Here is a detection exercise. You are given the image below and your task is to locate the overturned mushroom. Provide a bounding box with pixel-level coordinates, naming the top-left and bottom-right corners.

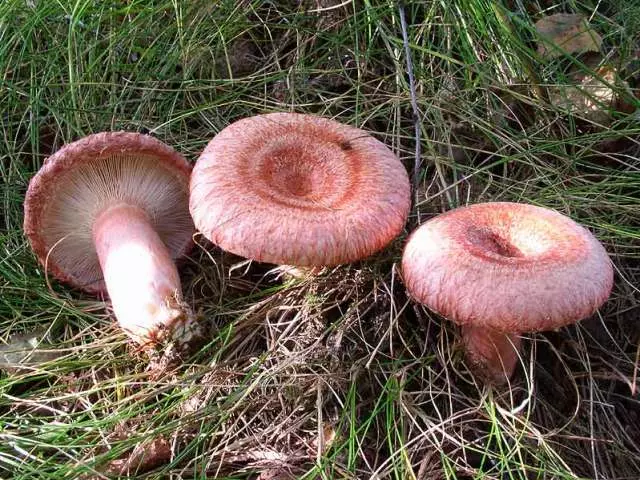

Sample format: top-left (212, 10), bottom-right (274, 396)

top-left (24, 132), bottom-right (198, 348)
top-left (189, 112), bottom-right (411, 268)
top-left (547, 53), bottom-right (633, 126)
top-left (401, 202), bottom-right (613, 385)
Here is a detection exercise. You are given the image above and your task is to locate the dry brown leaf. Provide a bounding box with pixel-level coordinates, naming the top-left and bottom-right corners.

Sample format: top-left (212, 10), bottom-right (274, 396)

top-left (310, 422), bottom-right (337, 453)
top-left (535, 13), bottom-right (602, 58)
top-left (104, 436), bottom-right (172, 476)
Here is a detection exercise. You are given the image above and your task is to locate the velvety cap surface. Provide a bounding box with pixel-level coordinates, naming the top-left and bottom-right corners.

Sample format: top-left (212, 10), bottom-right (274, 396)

top-left (24, 132), bottom-right (194, 293)
top-left (190, 113), bottom-right (411, 266)
top-left (402, 202), bottom-right (613, 333)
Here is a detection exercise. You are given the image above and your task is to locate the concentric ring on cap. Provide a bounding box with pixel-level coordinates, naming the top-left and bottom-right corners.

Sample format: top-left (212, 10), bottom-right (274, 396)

top-left (401, 202), bottom-right (613, 333)
top-left (190, 113), bottom-right (411, 266)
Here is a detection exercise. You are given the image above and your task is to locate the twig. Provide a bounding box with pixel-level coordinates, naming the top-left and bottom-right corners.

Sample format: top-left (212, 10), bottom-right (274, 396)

top-left (398, 3), bottom-right (422, 223)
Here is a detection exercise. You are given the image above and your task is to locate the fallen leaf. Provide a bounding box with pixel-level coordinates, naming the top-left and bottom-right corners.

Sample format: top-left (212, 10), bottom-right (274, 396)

top-left (535, 13), bottom-right (602, 58)
top-left (104, 436), bottom-right (172, 476)
top-left (310, 422), bottom-right (337, 453)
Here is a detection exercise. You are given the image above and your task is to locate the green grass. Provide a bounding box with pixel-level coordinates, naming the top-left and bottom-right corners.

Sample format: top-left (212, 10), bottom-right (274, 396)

top-left (1, 0), bottom-right (640, 478)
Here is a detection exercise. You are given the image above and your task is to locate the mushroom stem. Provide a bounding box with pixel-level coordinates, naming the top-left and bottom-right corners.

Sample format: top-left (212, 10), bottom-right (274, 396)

top-left (93, 203), bottom-right (191, 345)
top-left (274, 265), bottom-right (322, 279)
top-left (460, 325), bottom-right (522, 384)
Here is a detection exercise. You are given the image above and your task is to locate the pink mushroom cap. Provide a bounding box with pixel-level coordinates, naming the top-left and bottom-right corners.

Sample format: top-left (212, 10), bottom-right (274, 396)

top-left (189, 113), bottom-right (411, 267)
top-left (402, 202), bottom-right (613, 334)
top-left (24, 132), bottom-right (194, 294)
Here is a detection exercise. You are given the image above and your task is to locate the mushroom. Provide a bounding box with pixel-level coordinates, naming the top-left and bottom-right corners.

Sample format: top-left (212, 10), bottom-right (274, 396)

top-left (547, 53), bottom-right (633, 126)
top-left (189, 112), bottom-right (411, 269)
top-left (401, 202), bottom-right (613, 384)
top-left (23, 132), bottom-right (197, 347)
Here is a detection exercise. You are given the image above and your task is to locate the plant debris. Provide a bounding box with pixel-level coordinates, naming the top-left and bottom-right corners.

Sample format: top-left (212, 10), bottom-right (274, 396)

top-left (103, 436), bottom-right (172, 477)
top-left (535, 13), bottom-right (602, 58)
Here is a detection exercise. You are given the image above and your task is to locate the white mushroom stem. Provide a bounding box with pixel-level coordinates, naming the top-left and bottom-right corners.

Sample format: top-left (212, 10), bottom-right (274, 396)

top-left (460, 325), bottom-right (522, 384)
top-left (272, 265), bottom-right (323, 279)
top-left (93, 203), bottom-right (190, 345)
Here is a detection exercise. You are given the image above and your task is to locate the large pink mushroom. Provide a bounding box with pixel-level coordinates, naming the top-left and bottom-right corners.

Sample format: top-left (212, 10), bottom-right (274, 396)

top-left (401, 202), bottom-right (613, 384)
top-left (23, 132), bottom-right (197, 347)
top-left (189, 113), bottom-right (411, 268)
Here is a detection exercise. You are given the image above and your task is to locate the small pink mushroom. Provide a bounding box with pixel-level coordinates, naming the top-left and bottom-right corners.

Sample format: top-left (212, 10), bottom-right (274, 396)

top-left (189, 113), bottom-right (411, 267)
top-left (401, 202), bottom-right (613, 385)
top-left (23, 132), bottom-right (197, 347)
